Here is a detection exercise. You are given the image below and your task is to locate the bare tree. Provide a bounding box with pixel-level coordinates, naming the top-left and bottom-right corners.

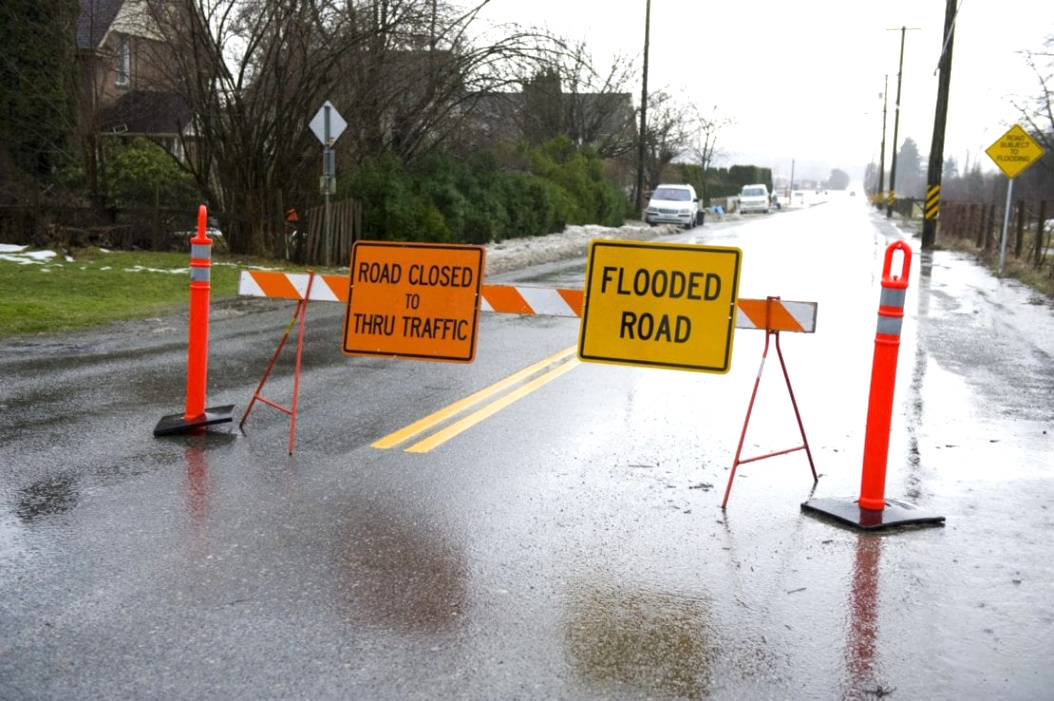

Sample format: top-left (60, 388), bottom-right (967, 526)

top-left (335, 2), bottom-right (553, 162)
top-left (555, 40), bottom-right (639, 159)
top-left (1015, 35), bottom-right (1053, 153)
top-left (640, 89), bottom-right (690, 194)
top-left (147, 0), bottom-right (551, 255)
top-left (684, 104), bottom-right (732, 202)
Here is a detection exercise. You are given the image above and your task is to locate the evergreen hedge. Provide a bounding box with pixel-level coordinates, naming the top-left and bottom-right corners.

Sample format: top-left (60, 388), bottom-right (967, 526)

top-left (343, 136), bottom-right (633, 244)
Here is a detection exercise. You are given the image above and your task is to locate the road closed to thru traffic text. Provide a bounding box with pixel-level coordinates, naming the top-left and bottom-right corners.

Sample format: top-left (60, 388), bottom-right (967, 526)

top-left (578, 240), bottom-right (742, 373)
top-left (342, 241), bottom-right (485, 362)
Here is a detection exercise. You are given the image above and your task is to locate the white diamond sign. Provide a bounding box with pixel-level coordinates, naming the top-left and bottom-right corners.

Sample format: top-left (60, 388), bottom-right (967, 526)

top-left (309, 101), bottom-right (347, 146)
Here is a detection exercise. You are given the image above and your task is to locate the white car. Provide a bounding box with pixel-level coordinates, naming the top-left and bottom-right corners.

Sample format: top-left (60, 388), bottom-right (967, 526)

top-left (645, 184), bottom-right (702, 229)
top-left (739, 184), bottom-right (771, 214)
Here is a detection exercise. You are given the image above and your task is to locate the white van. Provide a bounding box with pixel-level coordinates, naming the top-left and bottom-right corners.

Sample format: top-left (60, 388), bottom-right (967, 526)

top-left (645, 184), bottom-right (702, 229)
top-left (739, 184), bottom-right (771, 214)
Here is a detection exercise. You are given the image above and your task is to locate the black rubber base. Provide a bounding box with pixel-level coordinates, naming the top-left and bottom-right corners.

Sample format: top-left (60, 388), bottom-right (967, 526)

top-left (801, 497), bottom-right (945, 531)
top-left (154, 405), bottom-right (235, 437)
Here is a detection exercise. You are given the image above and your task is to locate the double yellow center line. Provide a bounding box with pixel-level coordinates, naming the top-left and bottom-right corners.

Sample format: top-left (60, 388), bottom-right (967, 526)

top-left (371, 345), bottom-right (580, 453)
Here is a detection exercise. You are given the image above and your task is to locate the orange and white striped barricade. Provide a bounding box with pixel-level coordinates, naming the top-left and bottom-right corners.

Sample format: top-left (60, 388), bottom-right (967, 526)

top-left (239, 271), bottom-right (316, 455)
top-left (801, 241), bottom-right (944, 530)
top-left (721, 296), bottom-right (819, 508)
top-left (238, 272), bottom-right (825, 490)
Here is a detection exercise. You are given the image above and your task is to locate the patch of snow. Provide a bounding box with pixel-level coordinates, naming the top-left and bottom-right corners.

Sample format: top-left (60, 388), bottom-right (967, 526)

top-left (1, 220), bottom-right (678, 276)
top-left (0, 249), bottom-right (57, 264)
top-left (124, 266), bottom-right (189, 274)
top-left (482, 221), bottom-right (679, 275)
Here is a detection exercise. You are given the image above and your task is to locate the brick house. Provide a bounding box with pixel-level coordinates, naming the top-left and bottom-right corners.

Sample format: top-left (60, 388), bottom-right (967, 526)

top-left (76, 0), bottom-right (192, 159)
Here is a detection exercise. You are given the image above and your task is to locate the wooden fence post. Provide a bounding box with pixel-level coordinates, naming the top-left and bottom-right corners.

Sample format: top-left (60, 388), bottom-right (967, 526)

top-left (1036, 200), bottom-right (1048, 268)
top-left (984, 204), bottom-right (995, 251)
top-left (1014, 200), bottom-right (1026, 260)
top-left (972, 203), bottom-right (982, 248)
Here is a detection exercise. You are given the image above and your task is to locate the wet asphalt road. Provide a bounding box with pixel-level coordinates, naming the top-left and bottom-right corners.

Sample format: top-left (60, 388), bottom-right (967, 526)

top-left (1, 197), bottom-right (1052, 700)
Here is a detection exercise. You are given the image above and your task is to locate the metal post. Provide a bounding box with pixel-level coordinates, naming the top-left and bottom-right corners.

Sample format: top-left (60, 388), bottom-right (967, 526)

top-left (323, 106), bottom-right (332, 256)
top-left (998, 179), bottom-right (1014, 274)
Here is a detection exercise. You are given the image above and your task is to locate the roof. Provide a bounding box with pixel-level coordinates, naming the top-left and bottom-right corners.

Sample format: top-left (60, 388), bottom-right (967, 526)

top-left (77, 0), bottom-right (124, 49)
top-left (99, 90), bottom-right (193, 136)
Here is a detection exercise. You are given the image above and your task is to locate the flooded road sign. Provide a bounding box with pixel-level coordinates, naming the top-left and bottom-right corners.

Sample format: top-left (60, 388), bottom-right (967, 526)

top-left (985, 124), bottom-right (1045, 180)
top-left (342, 241), bottom-right (485, 362)
top-left (578, 240), bottom-right (742, 373)
top-left (985, 125), bottom-right (1047, 274)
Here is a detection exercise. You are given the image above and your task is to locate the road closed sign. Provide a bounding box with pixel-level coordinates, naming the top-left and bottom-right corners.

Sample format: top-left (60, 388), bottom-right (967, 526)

top-left (342, 241), bottom-right (485, 362)
top-left (578, 240), bottom-right (742, 373)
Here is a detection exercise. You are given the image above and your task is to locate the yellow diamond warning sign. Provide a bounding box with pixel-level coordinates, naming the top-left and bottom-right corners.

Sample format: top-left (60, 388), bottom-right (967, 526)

top-left (985, 124), bottom-right (1045, 180)
top-left (342, 241), bottom-right (485, 362)
top-left (577, 240), bottom-right (742, 373)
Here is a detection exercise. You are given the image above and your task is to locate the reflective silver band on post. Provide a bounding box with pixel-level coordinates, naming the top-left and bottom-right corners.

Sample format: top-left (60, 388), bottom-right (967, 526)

top-left (191, 244), bottom-right (212, 261)
top-left (879, 287), bottom-right (906, 308)
top-left (190, 267), bottom-right (211, 282)
top-left (876, 315), bottom-right (903, 336)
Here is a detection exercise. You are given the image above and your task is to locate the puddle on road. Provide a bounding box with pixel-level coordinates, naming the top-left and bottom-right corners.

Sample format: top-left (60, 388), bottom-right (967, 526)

top-left (337, 501), bottom-right (468, 634)
top-left (565, 581), bottom-right (740, 700)
top-left (16, 473), bottom-right (79, 522)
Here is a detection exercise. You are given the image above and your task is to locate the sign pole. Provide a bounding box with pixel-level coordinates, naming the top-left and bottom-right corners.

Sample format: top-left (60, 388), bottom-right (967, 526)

top-left (309, 101), bottom-right (347, 263)
top-left (324, 105), bottom-right (332, 257)
top-left (984, 125), bottom-right (1045, 276)
top-left (998, 178), bottom-right (1014, 275)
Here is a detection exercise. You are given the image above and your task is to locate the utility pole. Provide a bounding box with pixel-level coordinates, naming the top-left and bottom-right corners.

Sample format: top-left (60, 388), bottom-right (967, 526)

top-left (878, 75), bottom-right (888, 208)
top-left (635, 0), bottom-right (651, 216)
top-left (922, 0), bottom-right (958, 250)
top-left (886, 26), bottom-right (918, 218)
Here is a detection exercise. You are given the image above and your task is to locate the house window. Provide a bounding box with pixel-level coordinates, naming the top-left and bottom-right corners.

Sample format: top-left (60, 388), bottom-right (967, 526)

top-left (116, 37), bottom-right (130, 87)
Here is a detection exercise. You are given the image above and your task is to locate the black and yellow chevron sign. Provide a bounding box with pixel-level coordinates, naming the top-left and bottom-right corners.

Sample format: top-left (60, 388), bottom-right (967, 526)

top-left (925, 185), bottom-right (940, 220)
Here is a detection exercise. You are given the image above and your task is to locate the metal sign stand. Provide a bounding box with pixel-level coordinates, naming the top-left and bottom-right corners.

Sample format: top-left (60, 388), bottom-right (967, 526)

top-left (722, 297), bottom-right (818, 509)
top-left (240, 272), bottom-right (316, 455)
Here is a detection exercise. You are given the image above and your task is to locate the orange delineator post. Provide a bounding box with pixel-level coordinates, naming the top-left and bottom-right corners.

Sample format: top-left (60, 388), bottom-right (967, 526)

top-left (721, 296), bottom-right (817, 509)
top-left (240, 271), bottom-right (316, 455)
top-left (800, 240), bottom-right (943, 530)
top-left (858, 241), bottom-right (911, 511)
top-left (185, 205), bottom-right (211, 421)
top-left (153, 205), bottom-right (234, 437)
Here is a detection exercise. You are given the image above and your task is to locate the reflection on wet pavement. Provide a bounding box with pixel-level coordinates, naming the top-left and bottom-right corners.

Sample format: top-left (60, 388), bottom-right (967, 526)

top-left (566, 582), bottom-right (714, 699)
top-left (339, 502), bottom-right (467, 633)
top-left (842, 534), bottom-right (888, 700)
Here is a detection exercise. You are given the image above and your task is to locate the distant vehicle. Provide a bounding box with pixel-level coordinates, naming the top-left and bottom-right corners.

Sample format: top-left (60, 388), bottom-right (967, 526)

top-left (646, 184), bottom-right (702, 229)
top-left (850, 190), bottom-right (857, 197)
top-left (739, 184), bottom-right (770, 214)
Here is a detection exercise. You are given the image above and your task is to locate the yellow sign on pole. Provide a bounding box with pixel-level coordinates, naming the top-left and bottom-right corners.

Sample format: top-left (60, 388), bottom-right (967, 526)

top-left (342, 241), bottom-right (485, 362)
top-left (578, 240), bottom-right (742, 373)
top-left (985, 124), bottom-right (1046, 179)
